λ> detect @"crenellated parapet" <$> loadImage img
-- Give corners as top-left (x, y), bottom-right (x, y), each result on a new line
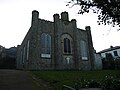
top-left (53, 13), bottom-right (60, 22)
top-left (61, 11), bottom-right (69, 21)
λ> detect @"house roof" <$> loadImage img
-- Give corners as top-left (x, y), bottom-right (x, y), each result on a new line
top-left (98, 46), bottom-right (120, 53)
top-left (2, 47), bottom-right (17, 57)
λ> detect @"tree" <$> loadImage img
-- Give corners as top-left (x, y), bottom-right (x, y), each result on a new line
top-left (114, 57), bottom-right (120, 69)
top-left (106, 53), bottom-right (115, 69)
top-left (67, 0), bottom-right (120, 29)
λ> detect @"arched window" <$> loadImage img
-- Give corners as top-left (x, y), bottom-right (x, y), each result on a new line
top-left (64, 38), bottom-right (71, 54)
top-left (80, 40), bottom-right (88, 60)
top-left (41, 33), bottom-right (51, 58)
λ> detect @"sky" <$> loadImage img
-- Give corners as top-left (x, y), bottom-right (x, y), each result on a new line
top-left (0, 0), bottom-right (120, 52)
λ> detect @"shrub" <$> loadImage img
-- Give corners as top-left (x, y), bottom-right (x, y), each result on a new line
top-left (102, 75), bottom-right (120, 90)
top-left (73, 75), bottom-right (120, 90)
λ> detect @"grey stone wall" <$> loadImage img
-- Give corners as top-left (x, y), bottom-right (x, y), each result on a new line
top-left (94, 53), bottom-right (102, 70)
top-left (16, 10), bottom-right (95, 70)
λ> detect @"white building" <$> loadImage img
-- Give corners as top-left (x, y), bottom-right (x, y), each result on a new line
top-left (98, 46), bottom-right (120, 59)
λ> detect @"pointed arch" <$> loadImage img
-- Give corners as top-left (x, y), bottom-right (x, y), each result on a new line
top-left (61, 33), bottom-right (72, 54)
top-left (64, 38), bottom-right (71, 53)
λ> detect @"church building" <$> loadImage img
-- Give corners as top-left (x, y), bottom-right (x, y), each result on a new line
top-left (16, 10), bottom-right (95, 70)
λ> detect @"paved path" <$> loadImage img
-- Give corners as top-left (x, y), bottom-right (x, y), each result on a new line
top-left (0, 69), bottom-right (41, 90)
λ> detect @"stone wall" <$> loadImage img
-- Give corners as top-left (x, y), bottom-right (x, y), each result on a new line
top-left (16, 10), bottom-right (95, 70)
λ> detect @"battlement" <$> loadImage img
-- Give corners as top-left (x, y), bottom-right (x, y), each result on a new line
top-left (31, 10), bottom-right (39, 26)
top-left (53, 11), bottom-right (70, 22)
top-left (32, 10), bottom-right (77, 25)
top-left (61, 11), bottom-right (69, 21)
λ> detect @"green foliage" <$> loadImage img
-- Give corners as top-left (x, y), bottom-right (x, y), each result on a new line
top-left (31, 70), bottom-right (120, 89)
top-left (102, 53), bottom-right (120, 70)
top-left (73, 75), bottom-right (120, 90)
top-left (115, 58), bottom-right (120, 69)
top-left (102, 75), bottom-right (120, 90)
top-left (106, 53), bottom-right (115, 69)
top-left (74, 79), bottom-right (101, 89)
top-left (67, 0), bottom-right (120, 29)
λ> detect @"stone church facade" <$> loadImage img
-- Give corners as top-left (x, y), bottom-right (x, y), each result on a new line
top-left (16, 10), bottom-right (94, 70)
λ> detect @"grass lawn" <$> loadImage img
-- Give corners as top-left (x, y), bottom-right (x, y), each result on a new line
top-left (31, 70), bottom-right (120, 89)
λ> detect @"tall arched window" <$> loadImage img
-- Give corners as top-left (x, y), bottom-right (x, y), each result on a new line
top-left (41, 33), bottom-right (51, 58)
top-left (80, 40), bottom-right (88, 60)
top-left (64, 38), bottom-right (71, 54)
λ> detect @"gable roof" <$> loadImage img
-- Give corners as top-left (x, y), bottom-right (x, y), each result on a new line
top-left (98, 46), bottom-right (120, 53)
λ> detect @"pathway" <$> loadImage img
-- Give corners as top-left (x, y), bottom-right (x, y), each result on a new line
top-left (0, 69), bottom-right (41, 90)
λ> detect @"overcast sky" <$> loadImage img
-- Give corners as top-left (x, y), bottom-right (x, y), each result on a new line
top-left (0, 0), bottom-right (120, 52)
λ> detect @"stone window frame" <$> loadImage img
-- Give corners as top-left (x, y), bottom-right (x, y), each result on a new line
top-left (61, 33), bottom-right (73, 55)
top-left (40, 33), bottom-right (51, 58)
top-left (64, 38), bottom-right (71, 54)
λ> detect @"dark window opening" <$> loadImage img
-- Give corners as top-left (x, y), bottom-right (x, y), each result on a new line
top-left (114, 51), bottom-right (118, 56)
top-left (64, 38), bottom-right (71, 54)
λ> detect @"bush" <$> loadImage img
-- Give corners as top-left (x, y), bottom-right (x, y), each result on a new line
top-left (73, 75), bottom-right (120, 90)
top-left (115, 58), bottom-right (120, 70)
top-left (102, 75), bottom-right (120, 90)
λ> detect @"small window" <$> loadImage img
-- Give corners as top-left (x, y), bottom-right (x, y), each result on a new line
top-left (105, 53), bottom-right (109, 57)
top-left (114, 51), bottom-right (118, 56)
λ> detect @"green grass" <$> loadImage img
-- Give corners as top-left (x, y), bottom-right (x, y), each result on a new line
top-left (31, 70), bottom-right (120, 89)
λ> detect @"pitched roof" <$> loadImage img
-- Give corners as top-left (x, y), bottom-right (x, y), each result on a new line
top-left (98, 46), bottom-right (120, 53)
